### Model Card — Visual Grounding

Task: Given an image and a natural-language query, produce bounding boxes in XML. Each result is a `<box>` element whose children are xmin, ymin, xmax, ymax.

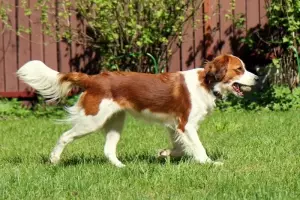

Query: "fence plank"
<box><xmin>246</xmin><ymin>0</ymin><xmax>260</xmax><ymax>30</ymax></box>
<box><xmin>181</xmin><ymin>18</ymin><xmax>195</xmax><ymax>71</ymax></box>
<box><xmin>205</xmin><ymin>0</ymin><xmax>221</xmax><ymax>59</ymax></box>
<box><xmin>219</xmin><ymin>0</ymin><xmax>231</xmax><ymax>54</ymax></box>
<box><xmin>70</xmin><ymin>9</ymin><xmax>77</xmax><ymax>72</ymax></box>
<box><xmin>0</xmin><ymin>22</ymin><xmax>5</xmax><ymax>92</ymax></box>
<box><xmin>167</xmin><ymin>40</ymin><xmax>181</xmax><ymax>72</ymax></box>
<box><xmin>259</xmin><ymin>0</ymin><xmax>267</xmax><ymax>25</ymax></box>
<box><xmin>59</xmin><ymin>42</ymin><xmax>71</xmax><ymax>73</ymax></box>
<box><xmin>70</xmin><ymin>14</ymin><xmax>87</xmax><ymax>72</ymax></box>
<box><xmin>235</xmin><ymin>0</ymin><xmax>246</xmax><ymax>32</ymax></box>
<box><xmin>228</xmin><ymin>0</ymin><xmax>246</xmax><ymax>57</ymax></box>
<box><xmin>18</xmin><ymin>2</ymin><xmax>31</xmax><ymax>91</ymax></box>
<box><xmin>43</xmin><ymin>1</ymin><xmax>58</xmax><ymax>71</ymax></box>
<box><xmin>57</xmin><ymin>3</ymin><xmax>71</xmax><ymax>73</ymax></box>
<box><xmin>194</xmin><ymin>2</ymin><xmax>205</xmax><ymax>68</ymax></box>
<box><xmin>30</xmin><ymin>0</ymin><xmax>44</xmax><ymax>61</ymax></box>
<box><xmin>70</xmin><ymin>11</ymin><xmax>77</xmax><ymax>72</ymax></box>
<box><xmin>3</xmin><ymin>0</ymin><xmax>18</xmax><ymax>92</ymax></box>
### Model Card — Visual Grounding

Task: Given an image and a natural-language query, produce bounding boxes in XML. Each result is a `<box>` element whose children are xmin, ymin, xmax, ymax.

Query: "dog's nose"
<box><xmin>254</xmin><ymin>75</ymin><xmax>259</xmax><ymax>81</ymax></box>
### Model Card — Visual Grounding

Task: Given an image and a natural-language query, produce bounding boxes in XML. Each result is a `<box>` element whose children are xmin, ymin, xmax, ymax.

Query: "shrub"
<box><xmin>0</xmin><ymin>95</ymin><xmax>79</xmax><ymax>119</ymax></box>
<box><xmin>225</xmin><ymin>0</ymin><xmax>300</xmax><ymax>90</ymax></box>
<box><xmin>0</xmin><ymin>0</ymin><xmax>203</xmax><ymax>73</ymax></box>
<box><xmin>217</xmin><ymin>86</ymin><xmax>300</xmax><ymax>111</ymax></box>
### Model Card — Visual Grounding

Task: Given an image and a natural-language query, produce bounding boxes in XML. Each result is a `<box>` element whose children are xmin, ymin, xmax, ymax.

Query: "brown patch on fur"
<box><xmin>222</xmin><ymin>56</ymin><xmax>245</xmax><ymax>83</ymax></box>
<box><xmin>78</xmin><ymin>91</ymin><xmax>103</xmax><ymax>115</ymax></box>
<box><xmin>198</xmin><ymin>70</ymin><xmax>209</xmax><ymax>91</ymax></box>
<box><xmin>59</xmin><ymin>72</ymin><xmax>91</xmax><ymax>88</ymax></box>
<box><xmin>199</xmin><ymin>54</ymin><xmax>245</xmax><ymax>91</ymax></box>
<box><xmin>60</xmin><ymin>71</ymin><xmax>191</xmax><ymax>130</ymax></box>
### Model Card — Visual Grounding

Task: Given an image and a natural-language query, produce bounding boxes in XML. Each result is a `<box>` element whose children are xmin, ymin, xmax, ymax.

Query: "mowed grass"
<box><xmin>1</xmin><ymin>111</ymin><xmax>300</xmax><ymax>199</ymax></box>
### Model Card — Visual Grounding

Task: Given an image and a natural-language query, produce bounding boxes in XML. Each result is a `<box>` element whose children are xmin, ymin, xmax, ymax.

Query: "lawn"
<box><xmin>1</xmin><ymin>110</ymin><xmax>300</xmax><ymax>199</ymax></box>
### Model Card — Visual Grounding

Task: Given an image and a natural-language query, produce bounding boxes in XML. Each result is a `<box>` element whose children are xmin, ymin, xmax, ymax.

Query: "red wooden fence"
<box><xmin>0</xmin><ymin>0</ymin><xmax>267</xmax><ymax>98</ymax></box>
<box><xmin>168</xmin><ymin>0</ymin><xmax>268</xmax><ymax>72</ymax></box>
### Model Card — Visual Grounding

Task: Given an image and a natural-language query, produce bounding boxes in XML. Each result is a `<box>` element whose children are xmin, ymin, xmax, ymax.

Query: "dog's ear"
<box><xmin>204</xmin><ymin>55</ymin><xmax>229</xmax><ymax>84</ymax></box>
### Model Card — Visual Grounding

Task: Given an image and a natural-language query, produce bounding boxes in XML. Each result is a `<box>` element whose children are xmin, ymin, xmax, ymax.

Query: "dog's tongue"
<box><xmin>233</xmin><ymin>84</ymin><xmax>243</xmax><ymax>96</ymax></box>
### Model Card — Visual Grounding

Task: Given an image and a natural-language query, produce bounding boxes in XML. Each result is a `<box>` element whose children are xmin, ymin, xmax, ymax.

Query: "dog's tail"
<box><xmin>17</xmin><ymin>60</ymin><xmax>90</xmax><ymax>102</ymax></box>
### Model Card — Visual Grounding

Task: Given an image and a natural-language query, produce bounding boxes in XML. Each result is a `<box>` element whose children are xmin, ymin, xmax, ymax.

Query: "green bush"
<box><xmin>0</xmin><ymin>0</ymin><xmax>202</xmax><ymax>73</ymax></box>
<box><xmin>217</xmin><ymin>86</ymin><xmax>300</xmax><ymax>111</ymax></box>
<box><xmin>226</xmin><ymin>0</ymin><xmax>300</xmax><ymax>89</ymax></box>
<box><xmin>0</xmin><ymin>95</ymin><xmax>79</xmax><ymax>119</ymax></box>
<box><xmin>76</xmin><ymin>0</ymin><xmax>201</xmax><ymax>72</ymax></box>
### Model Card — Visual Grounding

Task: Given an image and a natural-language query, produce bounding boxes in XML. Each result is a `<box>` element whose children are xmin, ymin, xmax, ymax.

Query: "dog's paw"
<box><xmin>212</xmin><ymin>161</ymin><xmax>224</xmax><ymax>166</ymax></box>
<box><xmin>201</xmin><ymin>158</ymin><xmax>223</xmax><ymax>166</ymax></box>
<box><xmin>115</xmin><ymin>162</ymin><xmax>126</xmax><ymax>168</ymax></box>
<box><xmin>157</xmin><ymin>149</ymin><xmax>171</xmax><ymax>159</ymax></box>
<box><xmin>49</xmin><ymin>156</ymin><xmax>60</xmax><ymax>164</ymax></box>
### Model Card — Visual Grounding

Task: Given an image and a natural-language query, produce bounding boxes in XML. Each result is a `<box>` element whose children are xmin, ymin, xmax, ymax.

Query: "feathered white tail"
<box><xmin>16</xmin><ymin>60</ymin><xmax>72</xmax><ymax>101</ymax></box>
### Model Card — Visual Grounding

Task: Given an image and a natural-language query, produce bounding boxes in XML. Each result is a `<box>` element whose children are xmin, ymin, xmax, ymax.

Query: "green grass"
<box><xmin>1</xmin><ymin>110</ymin><xmax>300</xmax><ymax>199</ymax></box>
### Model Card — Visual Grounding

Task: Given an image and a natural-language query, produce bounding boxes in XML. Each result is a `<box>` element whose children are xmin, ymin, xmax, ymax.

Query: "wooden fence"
<box><xmin>0</xmin><ymin>0</ymin><xmax>267</xmax><ymax>97</ymax></box>
<box><xmin>169</xmin><ymin>0</ymin><xmax>268</xmax><ymax>72</ymax></box>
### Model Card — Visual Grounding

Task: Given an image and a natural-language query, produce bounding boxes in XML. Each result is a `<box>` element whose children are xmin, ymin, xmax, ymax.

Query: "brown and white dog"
<box><xmin>17</xmin><ymin>54</ymin><xmax>258</xmax><ymax>167</ymax></box>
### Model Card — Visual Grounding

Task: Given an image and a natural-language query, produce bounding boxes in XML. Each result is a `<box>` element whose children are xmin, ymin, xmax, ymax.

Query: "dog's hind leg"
<box><xmin>50</xmin><ymin>99</ymin><xmax>122</xmax><ymax>164</ymax></box>
<box><xmin>103</xmin><ymin>112</ymin><xmax>126</xmax><ymax>167</ymax></box>
<box><xmin>158</xmin><ymin>128</ymin><xmax>185</xmax><ymax>159</ymax></box>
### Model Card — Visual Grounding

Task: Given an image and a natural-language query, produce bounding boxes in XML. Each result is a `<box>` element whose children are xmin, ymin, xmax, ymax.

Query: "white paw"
<box><xmin>199</xmin><ymin>158</ymin><xmax>223</xmax><ymax>166</ymax></box>
<box><xmin>115</xmin><ymin>162</ymin><xmax>126</xmax><ymax>168</ymax></box>
<box><xmin>212</xmin><ymin>161</ymin><xmax>224</xmax><ymax>166</ymax></box>
<box><xmin>157</xmin><ymin>149</ymin><xmax>171</xmax><ymax>158</ymax></box>
<box><xmin>49</xmin><ymin>156</ymin><xmax>60</xmax><ymax>164</ymax></box>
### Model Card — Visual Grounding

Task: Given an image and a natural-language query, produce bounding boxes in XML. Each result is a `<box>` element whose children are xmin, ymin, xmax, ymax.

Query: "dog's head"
<box><xmin>203</xmin><ymin>54</ymin><xmax>258</xmax><ymax>97</ymax></box>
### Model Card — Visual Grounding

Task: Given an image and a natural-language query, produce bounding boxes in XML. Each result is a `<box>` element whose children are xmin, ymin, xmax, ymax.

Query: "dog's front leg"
<box><xmin>177</xmin><ymin>124</ymin><xmax>223</xmax><ymax>165</ymax></box>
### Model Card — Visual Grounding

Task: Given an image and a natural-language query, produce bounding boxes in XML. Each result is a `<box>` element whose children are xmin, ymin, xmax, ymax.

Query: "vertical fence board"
<box><xmin>30</xmin><ymin>0</ymin><xmax>44</xmax><ymax>62</ymax></box>
<box><xmin>202</xmin><ymin>0</ymin><xmax>211</xmax><ymax>60</ymax></box>
<box><xmin>194</xmin><ymin>2</ymin><xmax>205</xmax><ymax>67</ymax></box>
<box><xmin>229</xmin><ymin>0</ymin><xmax>246</xmax><ymax>57</ymax></box>
<box><xmin>219</xmin><ymin>0</ymin><xmax>231</xmax><ymax>54</ymax></box>
<box><xmin>167</xmin><ymin>41</ymin><xmax>181</xmax><ymax>72</ymax></box>
<box><xmin>43</xmin><ymin>1</ymin><xmax>58</xmax><ymax>71</ymax></box>
<box><xmin>235</xmin><ymin>0</ymin><xmax>246</xmax><ymax>32</ymax></box>
<box><xmin>59</xmin><ymin>42</ymin><xmax>71</xmax><ymax>73</ymax></box>
<box><xmin>70</xmin><ymin>12</ymin><xmax>86</xmax><ymax>72</ymax></box>
<box><xmin>0</xmin><ymin>22</ymin><xmax>5</xmax><ymax>92</ymax></box>
<box><xmin>70</xmin><ymin>9</ymin><xmax>77</xmax><ymax>72</ymax></box>
<box><xmin>58</xmin><ymin>3</ymin><xmax>71</xmax><ymax>73</ymax></box>
<box><xmin>206</xmin><ymin>0</ymin><xmax>220</xmax><ymax>59</ymax></box>
<box><xmin>246</xmin><ymin>0</ymin><xmax>260</xmax><ymax>30</ymax></box>
<box><xmin>18</xmin><ymin>2</ymin><xmax>31</xmax><ymax>91</ymax></box>
<box><xmin>3</xmin><ymin>0</ymin><xmax>18</xmax><ymax>91</ymax></box>
<box><xmin>181</xmin><ymin>18</ymin><xmax>195</xmax><ymax>71</ymax></box>
<box><xmin>259</xmin><ymin>0</ymin><xmax>267</xmax><ymax>25</ymax></box>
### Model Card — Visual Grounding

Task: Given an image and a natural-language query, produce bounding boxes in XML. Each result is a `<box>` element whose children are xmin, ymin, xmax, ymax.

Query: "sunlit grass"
<box><xmin>1</xmin><ymin>110</ymin><xmax>300</xmax><ymax>199</ymax></box>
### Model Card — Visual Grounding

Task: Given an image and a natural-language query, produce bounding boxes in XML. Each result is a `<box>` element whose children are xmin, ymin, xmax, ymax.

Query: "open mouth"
<box><xmin>232</xmin><ymin>82</ymin><xmax>252</xmax><ymax>96</ymax></box>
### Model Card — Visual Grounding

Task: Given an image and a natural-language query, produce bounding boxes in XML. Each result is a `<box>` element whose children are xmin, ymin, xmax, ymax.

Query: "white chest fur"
<box><xmin>181</xmin><ymin>69</ymin><xmax>216</xmax><ymax>126</ymax></box>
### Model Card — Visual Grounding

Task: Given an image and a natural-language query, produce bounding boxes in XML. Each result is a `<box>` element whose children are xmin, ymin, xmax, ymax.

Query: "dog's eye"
<box><xmin>236</xmin><ymin>66</ymin><xmax>243</xmax><ymax>71</ymax></box>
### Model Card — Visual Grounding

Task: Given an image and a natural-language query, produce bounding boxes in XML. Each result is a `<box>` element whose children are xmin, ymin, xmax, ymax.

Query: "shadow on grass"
<box><xmin>207</xmin><ymin>149</ymin><xmax>227</xmax><ymax>161</ymax></box>
<box><xmin>39</xmin><ymin>154</ymin><xmax>108</xmax><ymax>166</ymax></box>
<box><xmin>57</xmin><ymin>154</ymin><xmax>189</xmax><ymax>166</ymax></box>
<box><xmin>39</xmin><ymin>150</ymin><xmax>224</xmax><ymax>166</ymax></box>
<box><xmin>2</xmin><ymin>156</ymin><xmax>23</xmax><ymax>164</ymax></box>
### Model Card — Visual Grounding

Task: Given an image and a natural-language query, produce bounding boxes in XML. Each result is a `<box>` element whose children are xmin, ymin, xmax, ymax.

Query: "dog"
<box><xmin>17</xmin><ymin>54</ymin><xmax>258</xmax><ymax>167</ymax></box>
